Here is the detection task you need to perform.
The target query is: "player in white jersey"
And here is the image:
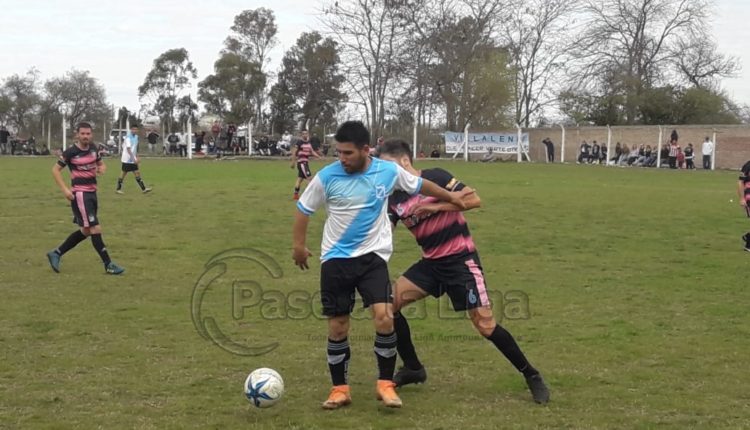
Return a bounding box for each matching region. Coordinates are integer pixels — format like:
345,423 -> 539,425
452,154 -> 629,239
116,124 -> 152,194
292,121 -> 466,410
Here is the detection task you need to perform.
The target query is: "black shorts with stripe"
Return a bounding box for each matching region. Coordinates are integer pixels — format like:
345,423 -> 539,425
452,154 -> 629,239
121,162 -> 139,172
297,162 -> 311,179
320,253 -> 392,316
401,252 -> 490,311
71,191 -> 99,228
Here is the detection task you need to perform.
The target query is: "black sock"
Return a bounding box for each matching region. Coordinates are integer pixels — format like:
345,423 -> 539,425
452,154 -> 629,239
327,338 -> 351,386
90,234 -> 111,266
374,331 -> 397,381
294,187 -> 300,194
135,177 -> 146,191
56,230 -> 88,256
486,324 -> 538,377
394,312 -> 423,370
116,178 -> 123,190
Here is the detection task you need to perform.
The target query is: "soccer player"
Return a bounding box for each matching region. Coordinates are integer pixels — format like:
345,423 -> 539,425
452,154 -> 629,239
378,138 -> 551,404
47,122 -> 124,275
292,121 -> 466,410
116,124 -> 152,194
738,160 -> 750,251
290,129 -> 321,200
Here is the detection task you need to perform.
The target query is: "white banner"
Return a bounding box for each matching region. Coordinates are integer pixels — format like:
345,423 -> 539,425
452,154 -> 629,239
444,131 -> 529,154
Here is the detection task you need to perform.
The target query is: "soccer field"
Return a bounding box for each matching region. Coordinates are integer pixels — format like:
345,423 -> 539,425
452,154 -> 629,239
1,157 -> 748,429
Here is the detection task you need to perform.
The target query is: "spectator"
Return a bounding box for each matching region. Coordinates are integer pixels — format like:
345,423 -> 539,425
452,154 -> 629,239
167,132 -> 180,156
196,132 -> 205,153
668,139 -> 678,169
611,142 -> 622,164
430,147 -> 440,158
618,144 -> 630,165
0,125 -> 10,154
480,148 -> 497,163
146,129 -> 160,153
370,136 -> 385,155
542,138 -> 555,162
627,145 -> 640,166
677,146 -> 685,169
600,145 -> 608,164
670,129 -> 679,143
660,144 -> 670,167
591,141 -> 600,164
578,140 -> 590,164
179,132 -> 188,157
685,143 -> 695,169
702,137 -> 714,170
310,133 -> 321,152
226,122 -> 237,149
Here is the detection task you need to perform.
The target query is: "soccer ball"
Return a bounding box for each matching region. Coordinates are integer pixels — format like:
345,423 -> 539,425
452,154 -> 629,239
244,368 -> 284,408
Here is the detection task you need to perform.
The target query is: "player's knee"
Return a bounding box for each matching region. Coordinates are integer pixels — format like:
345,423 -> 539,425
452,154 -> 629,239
327,316 -> 349,340
372,308 -> 394,332
471,308 -> 497,337
80,227 -> 91,236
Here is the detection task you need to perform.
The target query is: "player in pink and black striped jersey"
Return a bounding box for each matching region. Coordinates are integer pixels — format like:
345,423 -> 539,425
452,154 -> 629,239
290,129 -> 322,200
379,138 -> 549,404
46,122 -> 124,275
738,160 -> 750,251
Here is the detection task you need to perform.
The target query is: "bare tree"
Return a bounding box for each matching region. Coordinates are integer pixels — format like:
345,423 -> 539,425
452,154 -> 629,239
502,0 -> 578,127
674,36 -> 740,89
224,8 -> 278,129
573,0 -> 711,124
320,0 -> 406,139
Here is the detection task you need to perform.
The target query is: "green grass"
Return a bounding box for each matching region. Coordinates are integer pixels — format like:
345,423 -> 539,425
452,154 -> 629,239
1,156 -> 748,429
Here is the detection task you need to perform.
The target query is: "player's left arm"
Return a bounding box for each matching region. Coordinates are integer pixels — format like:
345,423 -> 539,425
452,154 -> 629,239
96,159 -> 106,176
739,179 -> 746,207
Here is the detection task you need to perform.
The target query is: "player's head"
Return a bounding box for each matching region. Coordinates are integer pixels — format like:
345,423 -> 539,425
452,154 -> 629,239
301,129 -> 309,141
130,124 -> 139,134
334,121 -> 371,173
377,138 -> 413,168
76,122 -> 93,146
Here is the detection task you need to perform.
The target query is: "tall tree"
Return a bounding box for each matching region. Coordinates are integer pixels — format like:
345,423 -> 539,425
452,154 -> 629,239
224,8 -> 278,128
275,32 -> 346,131
572,0 -> 711,124
138,48 -> 197,133
321,0 -> 406,139
0,68 -> 41,132
503,0 -> 577,127
198,53 -> 266,125
44,69 -> 109,130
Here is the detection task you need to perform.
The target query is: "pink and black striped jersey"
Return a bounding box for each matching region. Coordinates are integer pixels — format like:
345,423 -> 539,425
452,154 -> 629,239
388,168 -> 476,259
57,144 -> 101,193
295,140 -> 314,163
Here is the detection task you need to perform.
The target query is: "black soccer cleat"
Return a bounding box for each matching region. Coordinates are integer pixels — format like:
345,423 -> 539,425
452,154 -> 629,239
393,366 -> 427,387
525,373 -> 550,404
743,234 -> 750,252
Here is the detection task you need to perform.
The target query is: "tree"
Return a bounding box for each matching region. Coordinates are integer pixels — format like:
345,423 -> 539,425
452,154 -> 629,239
44,69 -> 109,130
0,68 -> 41,132
503,0 -> 577,127
198,53 -> 266,125
320,0 -> 406,139
572,0 -> 712,124
138,48 -> 197,133
275,32 -> 346,131
268,80 -> 299,135
224,8 -> 278,128
674,37 -> 740,90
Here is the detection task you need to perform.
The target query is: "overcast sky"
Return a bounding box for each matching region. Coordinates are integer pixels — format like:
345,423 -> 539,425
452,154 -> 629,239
1,0 -> 748,113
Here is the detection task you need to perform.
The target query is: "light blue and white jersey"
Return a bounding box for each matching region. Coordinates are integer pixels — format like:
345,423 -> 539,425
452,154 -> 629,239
297,157 -> 423,262
121,133 -> 139,164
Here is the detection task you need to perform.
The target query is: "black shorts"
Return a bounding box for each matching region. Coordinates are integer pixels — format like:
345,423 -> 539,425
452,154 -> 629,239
121,162 -> 139,172
402,252 -> 490,311
71,191 -> 99,228
297,162 -> 312,179
320,253 -> 392,317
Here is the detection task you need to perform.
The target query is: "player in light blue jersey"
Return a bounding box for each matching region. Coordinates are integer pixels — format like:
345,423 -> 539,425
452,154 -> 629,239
293,121 -> 466,409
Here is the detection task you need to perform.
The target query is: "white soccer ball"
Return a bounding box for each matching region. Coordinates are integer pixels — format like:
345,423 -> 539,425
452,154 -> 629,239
244,368 -> 284,408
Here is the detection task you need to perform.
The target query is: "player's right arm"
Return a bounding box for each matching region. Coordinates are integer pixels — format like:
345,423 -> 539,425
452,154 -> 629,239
292,175 -> 325,270
739,180 -> 746,207
52,160 -> 73,201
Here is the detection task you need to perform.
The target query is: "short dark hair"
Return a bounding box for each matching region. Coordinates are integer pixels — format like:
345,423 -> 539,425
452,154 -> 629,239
334,121 -> 370,148
76,121 -> 93,132
379,138 -> 412,162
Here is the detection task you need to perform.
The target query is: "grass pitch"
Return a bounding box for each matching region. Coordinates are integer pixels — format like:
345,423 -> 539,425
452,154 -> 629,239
1,156 -> 748,429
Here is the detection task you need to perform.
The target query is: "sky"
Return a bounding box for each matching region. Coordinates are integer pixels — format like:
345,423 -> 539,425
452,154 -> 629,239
1,0 -> 749,114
